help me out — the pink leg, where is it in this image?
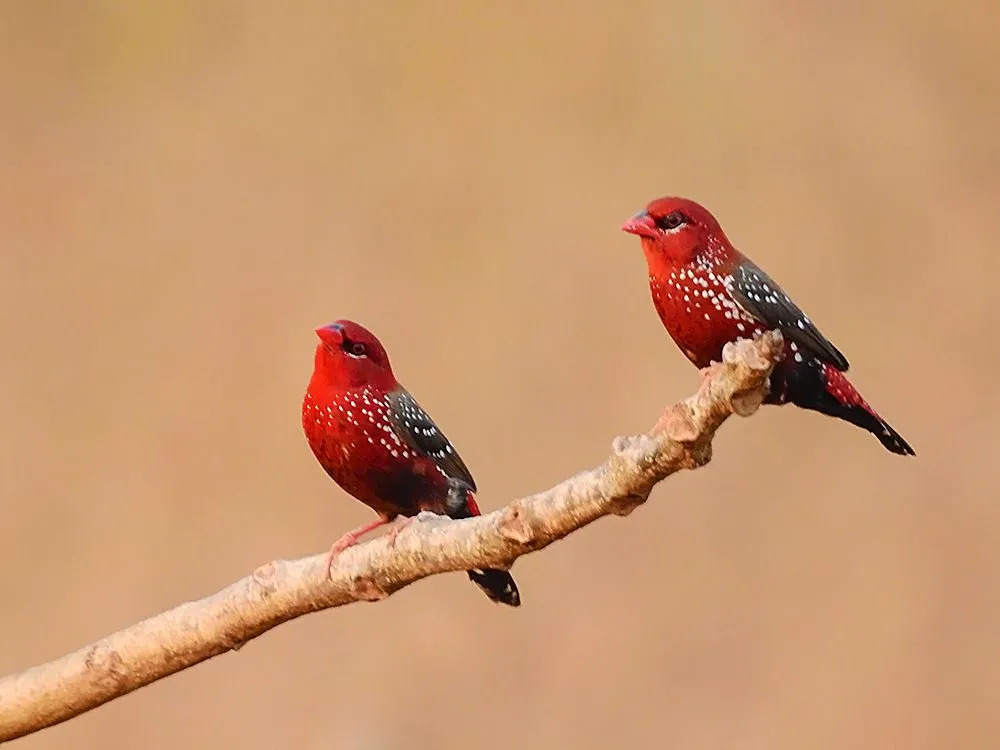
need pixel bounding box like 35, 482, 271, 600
325, 514, 393, 578
383, 516, 414, 549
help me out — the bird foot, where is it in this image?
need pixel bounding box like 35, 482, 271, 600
324, 514, 393, 579
384, 516, 414, 549
324, 533, 364, 579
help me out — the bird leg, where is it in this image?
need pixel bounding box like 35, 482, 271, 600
383, 516, 414, 549
324, 514, 393, 578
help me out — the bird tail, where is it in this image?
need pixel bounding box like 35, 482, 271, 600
773, 362, 914, 455
446, 479, 521, 607
467, 568, 521, 606
820, 366, 915, 455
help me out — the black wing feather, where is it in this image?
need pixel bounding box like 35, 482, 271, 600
385, 389, 477, 491
729, 260, 850, 371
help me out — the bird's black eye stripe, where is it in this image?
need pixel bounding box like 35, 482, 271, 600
341, 337, 368, 357
655, 211, 687, 231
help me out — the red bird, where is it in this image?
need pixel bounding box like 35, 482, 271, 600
622, 196, 914, 456
303, 319, 520, 606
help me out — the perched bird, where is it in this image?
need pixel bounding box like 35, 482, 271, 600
622, 196, 914, 456
303, 319, 520, 606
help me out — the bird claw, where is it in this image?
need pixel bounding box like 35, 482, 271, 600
384, 517, 414, 549
322, 514, 394, 580
324, 535, 359, 579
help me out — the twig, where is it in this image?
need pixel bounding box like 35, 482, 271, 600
0, 332, 784, 742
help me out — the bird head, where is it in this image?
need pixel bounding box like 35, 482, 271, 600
311, 320, 396, 391
621, 196, 729, 270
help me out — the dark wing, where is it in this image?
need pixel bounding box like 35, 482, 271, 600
728, 259, 850, 371
385, 389, 477, 492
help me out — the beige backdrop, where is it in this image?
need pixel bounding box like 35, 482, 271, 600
2, 2, 998, 748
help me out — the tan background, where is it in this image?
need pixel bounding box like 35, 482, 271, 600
2, 2, 998, 748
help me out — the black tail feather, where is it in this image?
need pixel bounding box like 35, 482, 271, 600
821, 401, 916, 456
771, 361, 915, 456
446, 478, 522, 606
467, 568, 521, 606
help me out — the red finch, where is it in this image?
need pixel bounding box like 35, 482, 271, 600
623, 196, 913, 455
303, 320, 520, 605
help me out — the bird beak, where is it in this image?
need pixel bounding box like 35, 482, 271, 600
315, 324, 344, 347
621, 211, 657, 239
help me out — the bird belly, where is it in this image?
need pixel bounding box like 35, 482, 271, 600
303, 410, 452, 517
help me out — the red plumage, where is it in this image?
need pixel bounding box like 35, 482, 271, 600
622, 196, 914, 456
303, 319, 520, 605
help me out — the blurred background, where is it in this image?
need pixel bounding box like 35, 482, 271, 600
1, 2, 998, 747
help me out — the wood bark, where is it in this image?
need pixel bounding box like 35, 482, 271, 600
0, 332, 783, 742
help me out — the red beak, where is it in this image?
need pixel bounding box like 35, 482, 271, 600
315, 324, 344, 347
621, 211, 658, 239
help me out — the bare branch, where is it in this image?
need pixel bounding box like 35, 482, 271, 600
0, 333, 784, 742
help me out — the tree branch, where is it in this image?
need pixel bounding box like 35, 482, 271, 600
0, 333, 784, 742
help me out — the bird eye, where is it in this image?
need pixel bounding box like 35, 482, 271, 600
340, 338, 368, 357
656, 211, 687, 231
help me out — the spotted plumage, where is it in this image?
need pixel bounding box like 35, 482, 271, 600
623, 196, 914, 456
303, 320, 520, 605
385, 390, 473, 485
